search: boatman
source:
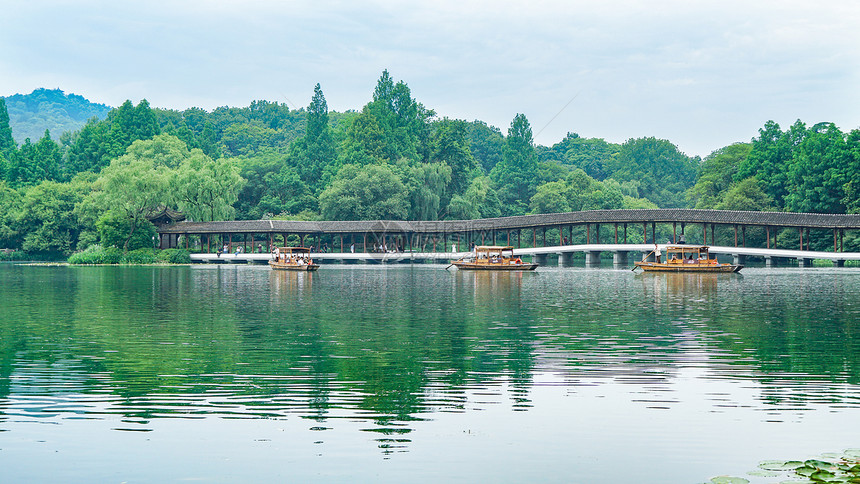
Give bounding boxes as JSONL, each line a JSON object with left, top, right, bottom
{"left": 654, "top": 244, "right": 662, "bottom": 263}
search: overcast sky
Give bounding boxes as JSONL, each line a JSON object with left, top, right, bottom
{"left": 2, "top": 0, "right": 858, "bottom": 157}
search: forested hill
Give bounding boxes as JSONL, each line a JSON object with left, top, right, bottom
{"left": 2, "top": 88, "right": 112, "bottom": 143}
{"left": 1, "top": 70, "right": 859, "bottom": 257}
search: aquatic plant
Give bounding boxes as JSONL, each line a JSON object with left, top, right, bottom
{"left": 708, "top": 448, "right": 860, "bottom": 484}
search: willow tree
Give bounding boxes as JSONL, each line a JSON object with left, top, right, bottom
{"left": 174, "top": 154, "right": 244, "bottom": 222}
{"left": 93, "top": 143, "right": 173, "bottom": 250}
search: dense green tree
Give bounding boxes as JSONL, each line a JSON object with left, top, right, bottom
{"left": 610, "top": 137, "right": 697, "bottom": 208}
{"left": 14, "top": 180, "right": 84, "bottom": 255}
{"left": 430, "top": 118, "right": 476, "bottom": 202}
{"left": 0, "top": 181, "right": 21, "bottom": 248}
{"left": 398, "top": 160, "right": 452, "bottom": 220}
{"left": 490, "top": 114, "right": 539, "bottom": 215}
{"left": 582, "top": 179, "right": 624, "bottom": 210}
{"left": 529, "top": 181, "right": 570, "bottom": 214}
{"left": 687, "top": 143, "right": 752, "bottom": 209}
{"left": 174, "top": 154, "right": 244, "bottom": 222}
{"left": 66, "top": 99, "right": 162, "bottom": 176}
{"left": 0, "top": 99, "right": 15, "bottom": 155}
{"left": 257, "top": 169, "right": 316, "bottom": 217}
{"left": 844, "top": 129, "right": 860, "bottom": 214}
{"left": 339, "top": 110, "right": 387, "bottom": 165}
{"left": 92, "top": 141, "right": 173, "bottom": 250}
{"left": 785, "top": 122, "right": 848, "bottom": 213}
{"left": 306, "top": 84, "right": 329, "bottom": 140}
{"left": 289, "top": 84, "right": 337, "bottom": 192}
{"left": 340, "top": 70, "right": 432, "bottom": 166}
{"left": 82, "top": 134, "right": 244, "bottom": 248}
{"left": 736, "top": 120, "right": 808, "bottom": 208}
{"left": 156, "top": 107, "right": 221, "bottom": 158}
{"left": 318, "top": 164, "right": 408, "bottom": 220}
{"left": 445, "top": 195, "right": 479, "bottom": 220}
{"left": 467, "top": 121, "right": 505, "bottom": 174}
{"left": 234, "top": 153, "right": 284, "bottom": 218}
{"left": 247, "top": 100, "right": 295, "bottom": 130}
{"left": 715, "top": 177, "right": 774, "bottom": 212}
{"left": 3, "top": 131, "right": 62, "bottom": 187}
{"left": 234, "top": 152, "right": 315, "bottom": 219}
{"left": 219, "top": 121, "right": 281, "bottom": 157}
{"left": 539, "top": 132, "right": 620, "bottom": 181}
{"left": 536, "top": 160, "right": 569, "bottom": 186}
{"left": 96, "top": 209, "right": 157, "bottom": 251}
{"left": 450, "top": 176, "right": 501, "bottom": 219}
{"left": 69, "top": 172, "right": 101, "bottom": 249}
{"left": 530, "top": 169, "right": 652, "bottom": 215}
{"left": 115, "top": 132, "right": 190, "bottom": 169}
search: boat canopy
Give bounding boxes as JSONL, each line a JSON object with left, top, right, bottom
{"left": 665, "top": 245, "right": 711, "bottom": 260}
{"left": 277, "top": 247, "right": 311, "bottom": 254}
{"left": 474, "top": 246, "right": 515, "bottom": 256}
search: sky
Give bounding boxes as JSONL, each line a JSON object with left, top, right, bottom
{"left": 2, "top": 0, "right": 859, "bottom": 158}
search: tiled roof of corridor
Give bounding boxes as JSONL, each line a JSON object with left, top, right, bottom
{"left": 158, "top": 209, "right": 860, "bottom": 234}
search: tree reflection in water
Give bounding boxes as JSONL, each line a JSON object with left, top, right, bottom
{"left": 1, "top": 265, "right": 860, "bottom": 458}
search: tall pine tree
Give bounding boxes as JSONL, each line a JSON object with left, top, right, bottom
{"left": 0, "top": 98, "right": 16, "bottom": 155}
{"left": 490, "top": 113, "right": 538, "bottom": 215}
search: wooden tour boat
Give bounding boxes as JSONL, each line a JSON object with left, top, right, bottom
{"left": 451, "top": 246, "right": 539, "bottom": 271}
{"left": 269, "top": 247, "right": 320, "bottom": 271}
{"left": 634, "top": 245, "right": 742, "bottom": 273}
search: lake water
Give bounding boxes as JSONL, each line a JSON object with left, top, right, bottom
{"left": 1, "top": 263, "right": 859, "bottom": 483}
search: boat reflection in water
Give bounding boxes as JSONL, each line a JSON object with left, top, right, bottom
{"left": 453, "top": 268, "right": 529, "bottom": 304}
{"left": 270, "top": 267, "right": 313, "bottom": 296}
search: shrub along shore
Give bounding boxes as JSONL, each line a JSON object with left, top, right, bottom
{"left": 66, "top": 246, "right": 191, "bottom": 264}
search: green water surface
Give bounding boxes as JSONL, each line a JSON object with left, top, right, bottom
{"left": 1, "top": 263, "right": 859, "bottom": 483}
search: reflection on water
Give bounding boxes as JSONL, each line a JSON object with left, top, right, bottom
{"left": 1, "top": 264, "right": 860, "bottom": 480}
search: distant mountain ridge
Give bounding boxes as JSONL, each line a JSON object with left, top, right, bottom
{"left": 2, "top": 88, "right": 112, "bottom": 144}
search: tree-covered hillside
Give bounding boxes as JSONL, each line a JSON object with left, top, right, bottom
{"left": 2, "top": 88, "right": 112, "bottom": 143}
{"left": 1, "top": 70, "right": 858, "bottom": 257}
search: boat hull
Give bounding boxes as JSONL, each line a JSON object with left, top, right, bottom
{"left": 452, "top": 261, "right": 539, "bottom": 271}
{"left": 634, "top": 262, "right": 742, "bottom": 273}
{"left": 269, "top": 260, "right": 320, "bottom": 271}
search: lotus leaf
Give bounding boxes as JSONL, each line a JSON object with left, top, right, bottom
{"left": 806, "top": 459, "right": 839, "bottom": 471}
{"left": 747, "top": 469, "right": 780, "bottom": 477}
{"left": 760, "top": 460, "right": 804, "bottom": 471}
{"left": 809, "top": 469, "right": 836, "bottom": 480}
{"left": 796, "top": 466, "right": 818, "bottom": 477}
{"left": 709, "top": 476, "right": 749, "bottom": 484}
